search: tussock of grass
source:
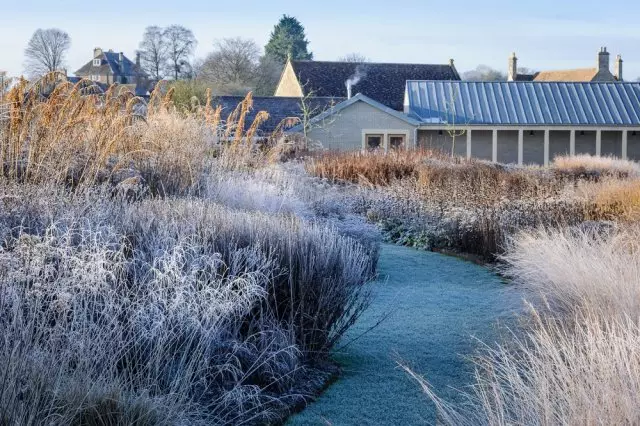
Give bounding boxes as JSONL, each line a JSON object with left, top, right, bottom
{"left": 554, "top": 154, "right": 640, "bottom": 178}
{"left": 408, "top": 226, "right": 640, "bottom": 425}
{"left": 306, "top": 149, "right": 439, "bottom": 186}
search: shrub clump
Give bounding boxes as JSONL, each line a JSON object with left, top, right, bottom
{"left": 0, "top": 183, "right": 375, "bottom": 424}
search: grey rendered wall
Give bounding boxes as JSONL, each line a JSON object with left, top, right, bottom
{"left": 470, "top": 130, "right": 493, "bottom": 161}
{"left": 418, "top": 130, "right": 467, "bottom": 156}
{"left": 602, "top": 131, "right": 622, "bottom": 157}
{"left": 628, "top": 132, "right": 640, "bottom": 160}
{"left": 306, "top": 101, "right": 416, "bottom": 151}
{"left": 575, "top": 131, "right": 597, "bottom": 155}
{"left": 523, "top": 131, "right": 545, "bottom": 165}
{"left": 497, "top": 131, "right": 518, "bottom": 164}
{"left": 549, "top": 131, "right": 571, "bottom": 162}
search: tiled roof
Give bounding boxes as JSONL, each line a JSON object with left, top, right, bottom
{"left": 533, "top": 68, "right": 598, "bottom": 82}
{"left": 212, "top": 96, "right": 344, "bottom": 134}
{"left": 289, "top": 60, "right": 460, "bottom": 111}
{"left": 406, "top": 80, "right": 640, "bottom": 126}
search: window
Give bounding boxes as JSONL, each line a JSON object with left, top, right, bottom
{"left": 366, "top": 134, "right": 383, "bottom": 151}
{"left": 93, "top": 58, "right": 101, "bottom": 67}
{"left": 389, "top": 134, "right": 406, "bottom": 150}
{"left": 91, "top": 75, "right": 100, "bottom": 81}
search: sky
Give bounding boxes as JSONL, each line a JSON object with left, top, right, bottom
{"left": 1, "top": 0, "right": 640, "bottom": 81}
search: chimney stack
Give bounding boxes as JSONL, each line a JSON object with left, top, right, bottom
{"left": 93, "top": 47, "right": 103, "bottom": 58}
{"left": 508, "top": 52, "right": 518, "bottom": 82}
{"left": 347, "top": 81, "right": 352, "bottom": 99}
{"left": 614, "top": 54, "right": 623, "bottom": 81}
{"left": 598, "top": 47, "right": 610, "bottom": 73}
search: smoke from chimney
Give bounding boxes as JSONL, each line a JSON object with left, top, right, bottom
{"left": 345, "top": 65, "right": 367, "bottom": 99}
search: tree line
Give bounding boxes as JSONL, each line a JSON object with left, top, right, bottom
{"left": 22, "top": 15, "right": 319, "bottom": 96}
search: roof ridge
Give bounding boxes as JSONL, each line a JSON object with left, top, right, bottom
{"left": 292, "top": 59, "right": 453, "bottom": 67}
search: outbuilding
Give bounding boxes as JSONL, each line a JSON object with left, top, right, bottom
{"left": 406, "top": 81, "right": 640, "bottom": 164}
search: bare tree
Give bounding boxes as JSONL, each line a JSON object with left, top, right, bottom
{"left": 198, "top": 38, "right": 260, "bottom": 94}
{"left": 338, "top": 53, "right": 370, "bottom": 63}
{"left": 163, "top": 25, "right": 197, "bottom": 80}
{"left": 137, "top": 26, "right": 168, "bottom": 80}
{"left": 254, "top": 55, "right": 283, "bottom": 96}
{"left": 24, "top": 28, "right": 71, "bottom": 78}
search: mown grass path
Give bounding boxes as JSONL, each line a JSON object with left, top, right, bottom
{"left": 288, "top": 244, "right": 522, "bottom": 425}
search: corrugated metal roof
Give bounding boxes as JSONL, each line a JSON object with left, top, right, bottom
{"left": 406, "top": 81, "right": 640, "bottom": 126}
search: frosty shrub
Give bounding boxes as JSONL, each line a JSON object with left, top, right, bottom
{"left": 0, "top": 182, "right": 375, "bottom": 424}
{"left": 554, "top": 154, "right": 640, "bottom": 179}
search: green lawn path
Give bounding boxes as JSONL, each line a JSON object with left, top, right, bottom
{"left": 288, "top": 244, "right": 522, "bottom": 426}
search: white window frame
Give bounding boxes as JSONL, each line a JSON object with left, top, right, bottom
{"left": 362, "top": 129, "right": 411, "bottom": 152}
{"left": 93, "top": 58, "right": 101, "bottom": 67}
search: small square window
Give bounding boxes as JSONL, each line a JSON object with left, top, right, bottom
{"left": 389, "top": 135, "right": 406, "bottom": 150}
{"left": 93, "top": 58, "right": 101, "bottom": 67}
{"left": 366, "top": 134, "right": 383, "bottom": 151}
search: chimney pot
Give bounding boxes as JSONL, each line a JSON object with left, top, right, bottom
{"left": 508, "top": 51, "right": 518, "bottom": 82}
{"left": 598, "top": 46, "right": 610, "bottom": 73}
{"left": 615, "top": 54, "right": 623, "bottom": 81}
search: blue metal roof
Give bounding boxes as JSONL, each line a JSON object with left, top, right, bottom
{"left": 406, "top": 81, "right": 640, "bottom": 126}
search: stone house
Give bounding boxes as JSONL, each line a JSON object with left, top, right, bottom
{"left": 75, "top": 48, "right": 148, "bottom": 90}
{"left": 275, "top": 59, "right": 460, "bottom": 111}
{"left": 508, "top": 47, "right": 624, "bottom": 82}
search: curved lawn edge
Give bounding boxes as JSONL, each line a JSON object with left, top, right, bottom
{"left": 287, "top": 244, "right": 522, "bottom": 425}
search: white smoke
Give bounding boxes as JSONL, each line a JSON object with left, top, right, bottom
{"left": 345, "top": 65, "right": 367, "bottom": 99}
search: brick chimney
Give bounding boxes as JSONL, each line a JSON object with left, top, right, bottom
{"left": 614, "top": 54, "right": 623, "bottom": 81}
{"left": 508, "top": 52, "right": 518, "bottom": 82}
{"left": 93, "top": 47, "right": 103, "bottom": 58}
{"left": 598, "top": 47, "right": 610, "bottom": 73}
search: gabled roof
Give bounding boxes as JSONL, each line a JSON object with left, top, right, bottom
{"left": 75, "top": 51, "right": 146, "bottom": 78}
{"left": 406, "top": 81, "right": 640, "bottom": 126}
{"left": 288, "top": 60, "right": 460, "bottom": 111}
{"left": 534, "top": 68, "right": 598, "bottom": 82}
{"left": 288, "top": 93, "right": 421, "bottom": 133}
{"left": 212, "top": 96, "right": 344, "bottom": 134}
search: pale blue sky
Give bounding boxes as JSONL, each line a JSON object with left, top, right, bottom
{"left": 1, "top": 0, "right": 639, "bottom": 80}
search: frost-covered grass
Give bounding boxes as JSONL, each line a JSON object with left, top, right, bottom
{"left": 554, "top": 154, "right": 640, "bottom": 178}
{"left": 309, "top": 151, "right": 640, "bottom": 260}
{"left": 0, "top": 78, "right": 380, "bottom": 424}
{"left": 407, "top": 225, "right": 640, "bottom": 425}
{"left": 0, "top": 180, "right": 376, "bottom": 424}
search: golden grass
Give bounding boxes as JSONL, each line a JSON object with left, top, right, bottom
{"left": 306, "top": 149, "right": 442, "bottom": 186}
{"left": 588, "top": 179, "right": 640, "bottom": 222}
{"left": 554, "top": 154, "right": 640, "bottom": 177}
{"left": 0, "top": 73, "right": 283, "bottom": 194}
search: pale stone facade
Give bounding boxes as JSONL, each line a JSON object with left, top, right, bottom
{"left": 274, "top": 61, "right": 304, "bottom": 97}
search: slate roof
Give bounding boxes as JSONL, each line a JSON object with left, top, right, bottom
{"left": 288, "top": 60, "right": 460, "bottom": 111}
{"left": 515, "top": 73, "right": 538, "bottom": 82}
{"left": 406, "top": 81, "right": 640, "bottom": 126}
{"left": 75, "top": 51, "right": 146, "bottom": 79}
{"left": 212, "top": 96, "right": 345, "bottom": 134}
{"left": 534, "top": 68, "right": 599, "bottom": 82}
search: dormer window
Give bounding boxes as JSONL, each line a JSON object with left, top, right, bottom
{"left": 93, "top": 58, "right": 101, "bottom": 67}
